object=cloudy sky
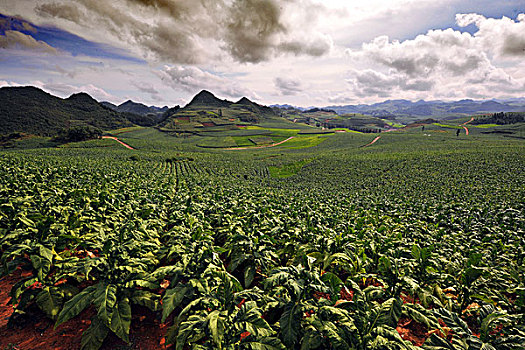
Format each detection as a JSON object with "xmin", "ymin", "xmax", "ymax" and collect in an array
[{"xmin": 1, "ymin": 0, "xmax": 524, "ymax": 107}]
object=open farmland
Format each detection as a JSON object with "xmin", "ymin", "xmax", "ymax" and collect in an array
[{"xmin": 0, "ymin": 128, "xmax": 524, "ymax": 350}]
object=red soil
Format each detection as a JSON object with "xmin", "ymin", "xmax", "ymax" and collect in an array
[
  {"xmin": 397, "ymin": 317, "xmax": 429, "ymax": 346},
  {"xmin": 0, "ymin": 269, "xmax": 171, "ymax": 350},
  {"xmin": 101, "ymin": 136, "xmax": 135, "ymax": 150},
  {"xmin": 460, "ymin": 117, "xmax": 473, "ymax": 136},
  {"xmin": 361, "ymin": 136, "xmax": 381, "ymax": 148}
]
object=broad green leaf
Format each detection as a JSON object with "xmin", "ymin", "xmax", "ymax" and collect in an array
[
  {"xmin": 109, "ymin": 297, "xmax": 131, "ymax": 343},
  {"xmin": 36, "ymin": 286, "xmax": 63, "ymax": 320},
  {"xmin": 245, "ymin": 265, "xmax": 256, "ymax": 288},
  {"xmin": 162, "ymin": 285, "xmax": 190, "ymax": 322},
  {"xmin": 131, "ymin": 290, "xmax": 160, "ymax": 312},
  {"xmin": 207, "ymin": 310, "xmax": 225, "ymax": 349},
  {"xmin": 244, "ymin": 337, "xmax": 286, "ymax": 350},
  {"xmin": 94, "ymin": 284, "xmax": 117, "ymax": 325},
  {"xmin": 81, "ymin": 315, "xmax": 109, "ymax": 350},
  {"xmin": 56, "ymin": 285, "xmax": 97, "ymax": 328},
  {"xmin": 280, "ymin": 302, "xmax": 300, "ymax": 348}
]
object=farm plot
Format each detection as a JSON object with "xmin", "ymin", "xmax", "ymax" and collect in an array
[{"xmin": 0, "ymin": 134, "xmax": 524, "ymax": 350}]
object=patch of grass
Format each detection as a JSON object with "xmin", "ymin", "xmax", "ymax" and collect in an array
[
  {"xmin": 4, "ymin": 135, "xmax": 58, "ymax": 149},
  {"xmin": 249, "ymin": 136, "xmax": 274, "ymax": 145},
  {"xmin": 196, "ymin": 136, "xmax": 237, "ymax": 148},
  {"xmin": 471, "ymin": 124, "xmax": 499, "ymax": 128},
  {"xmin": 332, "ymin": 128, "xmax": 363, "ymax": 134},
  {"xmin": 59, "ymin": 138, "xmax": 117, "ymax": 149},
  {"xmin": 383, "ymin": 120, "xmax": 404, "ymax": 128},
  {"xmin": 433, "ymin": 123, "xmax": 462, "ymax": 129},
  {"xmin": 232, "ymin": 136, "xmax": 256, "ymax": 147},
  {"xmin": 269, "ymin": 159, "xmax": 312, "ymax": 178},
  {"xmin": 298, "ymin": 130, "xmax": 334, "ymax": 135},
  {"xmin": 108, "ymin": 126, "xmax": 145, "ymax": 135},
  {"xmin": 281, "ymin": 136, "xmax": 328, "ymax": 149}
]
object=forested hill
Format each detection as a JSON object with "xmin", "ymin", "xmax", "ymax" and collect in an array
[
  {"xmin": 472, "ymin": 112, "xmax": 525, "ymax": 125},
  {"xmin": 0, "ymin": 86, "xmax": 134, "ymax": 136}
]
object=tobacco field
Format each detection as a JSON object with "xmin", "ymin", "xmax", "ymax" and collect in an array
[{"xmin": 0, "ymin": 132, "xmax": 524, "ymax": 349}]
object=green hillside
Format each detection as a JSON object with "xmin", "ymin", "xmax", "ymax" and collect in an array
[
  {"xmin": 279, "ymin": 107, "xmax": 393, "ymax": 132},
  {"xmin": 0, "ymin": 87, "xmax": 134, "ymax": 136}
]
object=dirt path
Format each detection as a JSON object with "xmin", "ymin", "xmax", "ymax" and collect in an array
[
  {"xmin": 460, "ymin": 117, "xmax": 474, "ymax": 136},
  {"xmin": 225, "ymin": 136, "xmax": 295, "ymax": 150},
  {"xmin": 361, "ymin": 136, "xmax": 381, "ymax": 148},
  {"xmin": 102, "ymin": 136, "xmax": 135, "ymax": 150},
  {"xmin": 461, "ymin": 117, "xmax": 474, "ymax": 126}
]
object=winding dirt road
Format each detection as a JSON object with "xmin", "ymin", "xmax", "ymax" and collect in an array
[
  {"xmin": 361, "ymin": 136, "xmax": 381, "ymax": 148},
  {"xmin": 460, "ymin": 117, "xmax": 474, "ymax": 136},
  {"xmin": 102, "ymin": 136, "xmax": 135, "ymax": 150}
]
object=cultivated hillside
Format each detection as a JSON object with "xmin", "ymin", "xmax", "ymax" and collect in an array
[{"xmin": 158, "ymin": 90, "xmax": 279, "ymax": 132}]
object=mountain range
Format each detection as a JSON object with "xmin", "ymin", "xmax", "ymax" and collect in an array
[
  {"xmin": 1, "ymin": 86, "xmax": 525, "ymax": 137},
  {"xmin": 0, "ymin": 87, "xmax": 278, "ymax": 136},
  {"xmin": 276, "ymin": 98, "xmax": 525, "ymax": 124}
]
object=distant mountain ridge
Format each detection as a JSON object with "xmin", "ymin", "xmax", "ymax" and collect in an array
[
  {"xmin": 4, "ymin": 86, "xmax": 524, "ymax": 137},
  {"xmin": 272, "ymin": 98, "xmax": 525, "ymax": 123},
  {"xmin": 102, "ymin": 100, "xmax": 169, "ymax": 116}
]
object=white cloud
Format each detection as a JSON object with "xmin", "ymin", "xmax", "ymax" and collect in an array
[
  {"xmin": 345, "ymin": 13, "xmax": 525, "ymax": 100},
  {"xmin": 0, "ymin": 80, "xmax": 23, "ymax": 88},
  {"xmin": 131, "ymin": 81, "xmax": 162, "ymax": 101},
  {"xmin": 274, "ymin": 77, "xmax": 304, "ymax": 96},
  {"xmin": 156, "ymin": 65, "xmax": 259, "ymax": 100},
  {"xmin": 1, "ymin": 1, "xmax": 525, "ymax": 106},
  {"xmin": 456, "ymin": 13, "xmax": 525, "ymax": 57}
]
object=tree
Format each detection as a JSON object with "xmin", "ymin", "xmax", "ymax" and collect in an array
[{"xmin": 54, "ymin": 125, "xmax": 103, "ymax": 143}]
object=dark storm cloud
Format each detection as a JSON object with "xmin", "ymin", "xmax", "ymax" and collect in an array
[
  {"xmin": 141, "ymin": 21, "xmax": 202, "ymax": 64},
  {"xmin": 35, "ymin": 2, "xmax": 86, "ymax": 23},
  {"xmin": 127, "ymin": 0, "xmax": 191, "ymax": 18},
  {"xmin": 223, "ymin": 0, "xmax": 285, "ymax": 62},
  {"xmin": 29, "ymin": 0, "xmax": 331, "ymax": 64}
]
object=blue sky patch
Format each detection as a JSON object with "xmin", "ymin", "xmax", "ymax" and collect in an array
[{"xmin": 0, "ymin": 13, "xmax": 144, "ymax": 63}]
